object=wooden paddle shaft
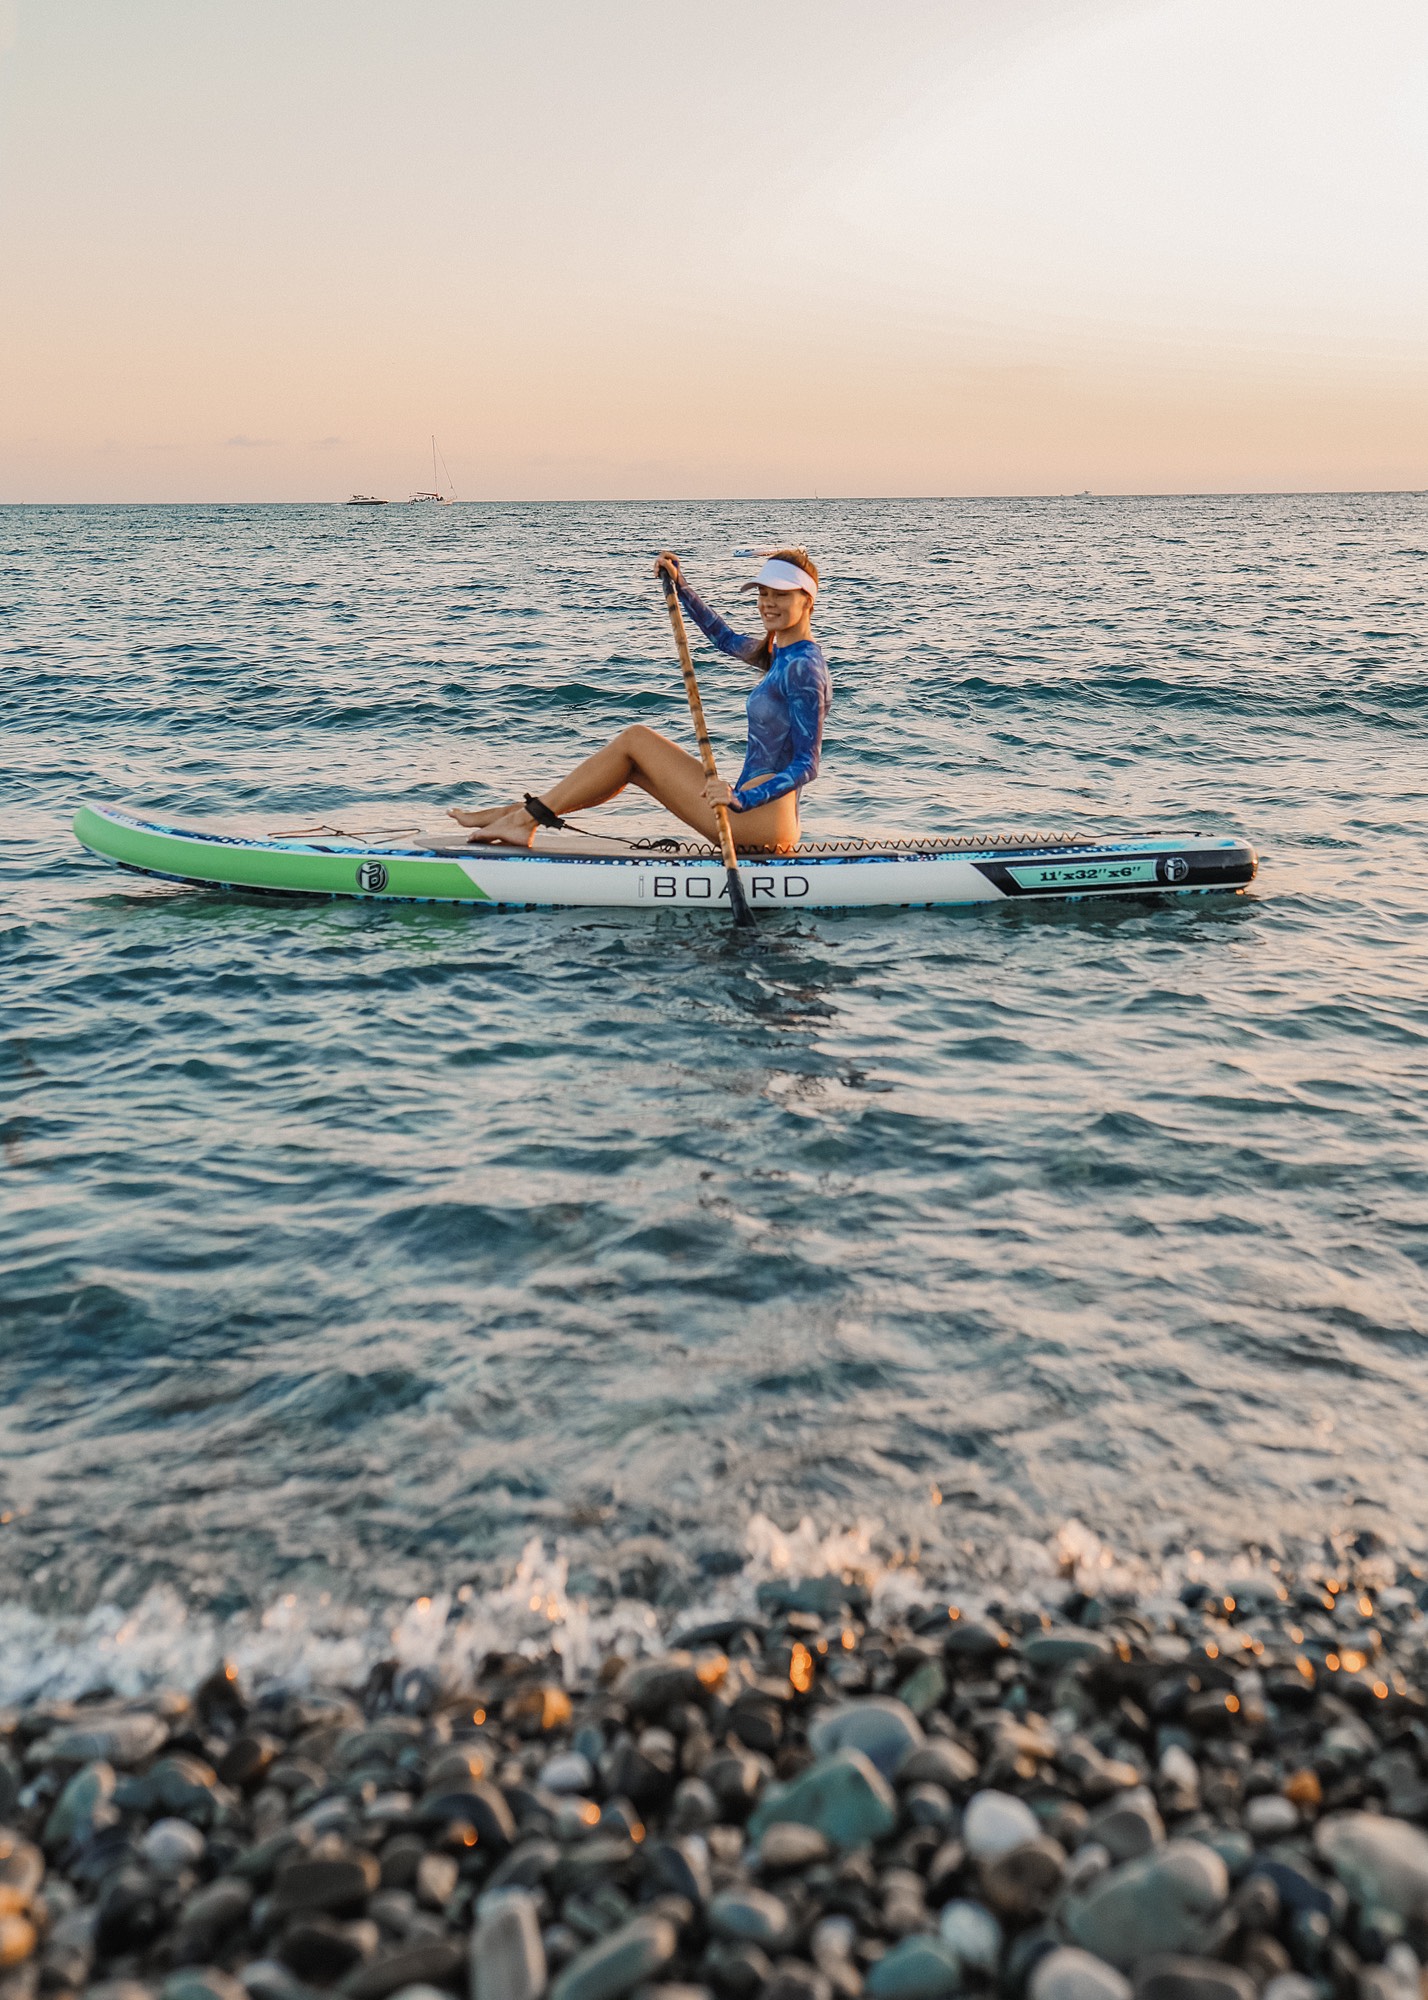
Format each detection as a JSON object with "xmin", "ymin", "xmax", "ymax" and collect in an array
[{"xmin": 659, "ymin": 570, "xmax": 744, "ymax": 879}]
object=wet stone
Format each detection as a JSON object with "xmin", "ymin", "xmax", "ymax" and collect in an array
[
  {"xmin": 273, "ymin": 1855, "xmax": 381, "ymax": 1919},
  {"xmin": 763, "ymin": 1964, "xmax": 833, "ymax": 2000},
  {"xmin": 162, "ymin": 1971, "xmax": 250, "ymax": 2000},
  {"xmin": 963, "ymin": 1791, "xmax": 1040, "ymax": 1863},
  {"xmin": 1063, "ymin": 1842, "xmax": 1230, "ymax": 1973},
  {"xmin": 174, "ymin": 1877, "xmax": 254, "ymax": 1957},
  {"xmin": 279, "ymin": 1918, "xmax": 371, "ymax": 1982},
  {"xmin": 700, "ymin": 1939, "xmax": 772, "ymax": 1997},
  {"xmin": 708, "ymin": 1888, "xmax": 791, "ymax": 1947},
  {"xmin": 808, "ymin": 1700, "xmax": 924, "ymax": 1780},
  {"xmin": 549, "ymin": 1913, "xmax": 677, "ymax": 2000},
  {"xmin": 219, "ymin": 1735, "xmax": 284, "ymax": 1790},
  {"xmin": 339, "ymin": 1938, "xmax": 466, "ymax": 1999},
  {"xmin": 1086, "ymin": 1790, "xmax": 1165, "ymax": 1864},
  {"xmin": 938, "ymin": 1898, "xmax": 1002, "ymax": 1973},
  {"xmin": 617, "ymin": 1658, "xmax": 704, "ymax": 1719},
  {"xmin": 31, "ymin": 1710, "xmax": 167, "ymax": 1769},
  {"xmin": 1023, "ymin": 1631, "xmax": 1114, "ymax": 1668},
  {"xmin": 414, "ymin": 1854, "xmax": 457, "ymax": 1910},
  {"xmin": 646, "ymin": 1837, "xmax": 711, "ymax": 1906},
  {"xmin": 897, "ymin": 1741, "xmax": 978, "ymax": 1792},
  {"xmin": 45, "ymin": 1759, "xmax": 117, "ymax": 1848},
  {"xmin": 758, "ymin": 1824, "xmax": 830, "ymax": 1873},
  {"xmin": 895, "ymin": 1785, "xmax": 948, "ymax": 1836},
  {"xmin": 471, "ymin": 1888, "xmax": 545, "ymax": 2000},
  {"xmin": 142, "ymin": 1819, "xmax": 208, "ymax": 1876},
  {"xmin": 1243, "ymin": 1797, "xmax": 1297, "ymax": 1840},
  {"xmin": 980, "ymin": 1835, "xmax": 1066, "ymax": 1919},
  {"xmin": 1315, "ymin": 1814, "xmax": 1428, "ymax": 1923},
  {"xmin": 747, "ymin": 1751, "xmax": 897, "ymax": 1851},
  {"xmin": 0, "ymin": 1837, "xmax": 44, "ymax": 1897},
  {"xmin": 0, "ymin": 1912, "xmax": 37, "ymax": 1969},
  {"xmin": 1029, "ymin": 1948, "xmax": 1133, "ymax": 2000},
  {"xmin": 1132, "ymin": 1957, "xmax": 1255, "ymax": 2000},
  {"xmin": 864, "ymin": 1935, "xmax": 960, "ymax": 1999},
  {"xmin": 541, "ymin": 1754, "xmax": 596, "ymax": 1796}
]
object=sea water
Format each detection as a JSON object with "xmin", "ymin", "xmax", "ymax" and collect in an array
[{"xmin": 3, "ymin": 496, "xmax": 1426, "ymax": 1699}]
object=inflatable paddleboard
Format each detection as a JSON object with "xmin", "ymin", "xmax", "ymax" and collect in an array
[{"xmin": 73, "ymin": 803, "xmax": 1257, "ymax": 912}]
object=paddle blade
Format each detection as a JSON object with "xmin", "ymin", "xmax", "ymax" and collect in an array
[{"xmin": 726, "ymin": 865, "xmax": 754, "ymax": 926}]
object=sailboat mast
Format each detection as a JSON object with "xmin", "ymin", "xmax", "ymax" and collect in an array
[{"xmin": 432, "ymin": 434, "xmax": 438, "ymax": 497}]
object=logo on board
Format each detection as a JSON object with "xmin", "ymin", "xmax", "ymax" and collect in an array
[
  {"xmin": 356, "ymin": 861, "xmax": 389, "ymax": 892},
  {"xmin": 1159, "ymin": 856, "xmax": 1190, "ymax": 884}
]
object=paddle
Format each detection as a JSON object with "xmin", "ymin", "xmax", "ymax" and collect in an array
[{"xmin": 658, "ymin": 566, "xmax": 754, "ymax": 928}]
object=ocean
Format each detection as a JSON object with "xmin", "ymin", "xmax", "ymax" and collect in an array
[{"xmin": 3, "ymin": 494, "xmax": 1426, "ymax": 1701}]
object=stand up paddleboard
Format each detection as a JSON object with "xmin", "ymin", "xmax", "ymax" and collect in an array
[{"xmin": 72, "ymin": 803, "xmax": 1257, "ymax": 912}]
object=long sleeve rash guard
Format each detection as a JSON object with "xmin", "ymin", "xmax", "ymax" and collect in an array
[{"xmin": 675, "ymin": 578, "xmax": 832, "ymax": 813}]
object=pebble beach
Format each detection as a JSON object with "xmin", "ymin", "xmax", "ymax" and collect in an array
[{"xmin": 7, "ymin": 1536, "xmax": 1428, "ymax": 2000}]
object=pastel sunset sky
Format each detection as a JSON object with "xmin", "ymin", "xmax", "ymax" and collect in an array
[{"xmin": 2, "ymin": 0, "xmax": 1426, "ymax": 500}]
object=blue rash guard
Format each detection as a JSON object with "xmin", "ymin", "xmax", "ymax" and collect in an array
[{"xmin": 675, "ymin": 578, "xmax": 832, "ymax": 813}]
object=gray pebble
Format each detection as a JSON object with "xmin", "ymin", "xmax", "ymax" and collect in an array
[
  {"xmin": 471, "ymin": 1888, "xmax": 546, "ymax": 2000},
  {"xmin": 897, "ymin": 1741, "xmax": 978, "ymax": 1791},
  {"xmin": 45, "ymin": 1759, "xmax": 117, "ymax": 1847},
  {"xmin": 707, "ymin": 1887, "xmax": 791, "ymax": 1947},
  {"xmin": 142, "ymin": 1818, "xmax": 207, "ymax": 1876},
  {"xmin": 32, "ymin": 1710, "xmax": 167, "ymax": 1769},
  {"xmin": 541, "ymin": 1753, "xmax": 596, "ymax": 1795},
  {"xmin": 758, "ymin": 1823, "xmax": 830, "ymax": 1873},
  {"xmin": 162, "ymin": 1973, "xmax": 250, "ymax": 2000},
  {"xmin": 747, "ymin": 1750, "xmax": 897, "ymax": 1850},
  {"xmin": 1132, "ymin": 1956, "xmax": 1255, "ymax": 2000},
  {"xmin": 808, "ymin": 1698, "xmax": 924, "ymax": 1779},
  {"xmin": 962, "ymin": 1790, "xmax": 1040, "ymax": 1862},
  {"xmin": 1086, "ymin": 1789, "xmax": 1165, "ymax": 1863},
  {"xmin": 549, "ymin": 1915, "xmax": 677, "ymax": 2000},
  {"xmin": 937, "ymin": 1898, "xmax": 1002, "ymax": 1973},
  {"xmin": 1029, "ymin": 1947, "xmax": 1132, "ymax": 2000},
  {"xmin": 1244, "ymin": 1797, "xmax": 1298, "ymax": 1840},
  {"xmin": 1064, "ymin": 1842, "xmax": 1229, "ymax": 1972},
  {"xmin": 1022, "ymin": 1630, "xmax": 1114, "ymax": 1667},
  {"xmin": 1316, "ymin": 1813, "xmax": 1428, "ymax": 1921},
  {"xmin": 864, "ymin": 1934, "xmax": 960, "ymax": 1998}
]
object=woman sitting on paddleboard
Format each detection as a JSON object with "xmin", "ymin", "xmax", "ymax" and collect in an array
[{"xmin": 449, "ymin": 548, "xmax": 831, "ymax": 852}]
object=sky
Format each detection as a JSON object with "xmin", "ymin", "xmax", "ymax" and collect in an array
[{"xmin": 1, "ymin": 0, "xmax": 1426, "ymax": 500}]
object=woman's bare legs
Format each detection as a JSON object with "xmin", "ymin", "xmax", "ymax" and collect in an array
[{"xmin": 448, "ymin": 725, "xmax": 798, "ymax": 851}]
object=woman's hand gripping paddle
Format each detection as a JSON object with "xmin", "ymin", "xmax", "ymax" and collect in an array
[{"xmin": 658, "ymin": 567, "xmax": 754, "ymax": 928}]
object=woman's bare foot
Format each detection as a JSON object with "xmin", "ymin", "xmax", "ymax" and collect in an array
[
  {"xmin": 447, "ymin": 804, "xmax": 513, "ymax": 828},
  {"xmin": 465, "ymin": 807, "xmax": 538, "ymax": 848}
]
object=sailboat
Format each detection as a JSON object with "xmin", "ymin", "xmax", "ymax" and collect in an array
[{"xmin": 410, "ymin": 436, "xmax": 455, "ymax": 504}]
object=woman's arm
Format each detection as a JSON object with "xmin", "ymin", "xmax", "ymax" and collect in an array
[
  {"xmin": 730, "ymin": 655, "xmax": 827, "ymax": 812},
  {"xmin": 674, "ymin": 576, "xmax": 764, "ymax": 666}
]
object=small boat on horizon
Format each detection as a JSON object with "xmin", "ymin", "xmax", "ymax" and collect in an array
[
  {"xmin": 409, "ymin": 435, "xmax": 455, "ymax": 504},
  {"xmin": 346, "ymin": 494, "xmax": 389, "ymax": 506}
]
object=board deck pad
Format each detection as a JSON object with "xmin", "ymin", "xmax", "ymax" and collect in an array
[{"xmin": 72, "ymin": 802, "xmax": 1258, "ymax": 912}]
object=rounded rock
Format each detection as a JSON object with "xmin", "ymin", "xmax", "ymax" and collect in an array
[
  {"xmin": 142, "ymin": 1818, "xmax": 208, "ymax": 1876},
  {"xmin": 808, "ymin": 1698, "xmax": 924, "ymax": 1780},
  {"xmin": 548, "ymin": 1914, "xmax": 677, "ymax": 2000},
  {"xmin": 1244, "ymin": 1797, "xmax": 1298, "ymax": 1840},
  {"xmin": 865, "ymin": 1935, "xmax": 960, "ymax": 1999},
  {"xmin": 1063, "ymin": 1842, "xmax": 1229, "ymax": 1973},
  {"xmin": 707, "ymin": 1887, "xmax": 791, "ymax": 1947},
  {"xmin": 963, "ymin": 1790, "xmax": 1040, "ymax": 1863},
  {"xmin": 1315, "ymin": 1813, "xmax": 1428, "ymax": 1921},
  {"xmin": 938, "ymin": 1898, "xmax": 1002, "ymax": 1973},
  {"xmin": 1029, "ymin": 1947, "xmax": 1132, "ymax": 2000}
]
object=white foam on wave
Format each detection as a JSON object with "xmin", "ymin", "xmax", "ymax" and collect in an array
[{"xmin": 0, "ymin": 1507, "xmax": 1389, "ymax": 1710}]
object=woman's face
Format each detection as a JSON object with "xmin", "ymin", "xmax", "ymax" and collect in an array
[{"xmin": 756, "ymin": 585, "xmax": 810, "ymax": 637}]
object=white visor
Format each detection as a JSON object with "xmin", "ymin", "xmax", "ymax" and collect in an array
[{"xmin": 740, "ymin": 556, "xmax": 818, "ymax": 600}]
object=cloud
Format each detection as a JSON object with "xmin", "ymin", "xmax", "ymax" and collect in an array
[
  {"xmin": 224, "ymin": 434, "xmax": 280, "ymax": 448},
  {"xmin": 309, "ymin": 436, "xmax": 345, "ymax": 450}
]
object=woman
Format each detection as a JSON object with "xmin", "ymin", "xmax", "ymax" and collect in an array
[{"xmin": 449, "ymin": 548, "xmax": 831, "ymax": 852}]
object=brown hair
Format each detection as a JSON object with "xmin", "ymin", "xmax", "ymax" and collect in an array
[{"xmin": 752, "ymin": 546, "xmax": 819, "ymax": 669}]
